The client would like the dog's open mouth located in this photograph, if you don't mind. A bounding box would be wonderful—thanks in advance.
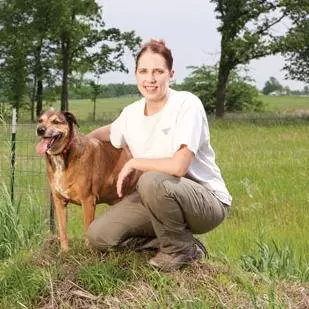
[36,133,62,155]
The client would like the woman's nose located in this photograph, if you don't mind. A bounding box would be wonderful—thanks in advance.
[145,73,155,82]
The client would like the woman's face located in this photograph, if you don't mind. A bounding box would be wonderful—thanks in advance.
[135,51,174,103]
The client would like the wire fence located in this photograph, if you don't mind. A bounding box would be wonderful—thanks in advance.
[0,105,120,237]
[0,112,51,226]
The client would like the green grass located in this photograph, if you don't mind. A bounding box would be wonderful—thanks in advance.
[0,254,49,308]
[0,94,308,307]
[208,119,309,263]
[261,95,309,113]
[0,184,46,259]
[67,96,140,120]
[1,245,306,308]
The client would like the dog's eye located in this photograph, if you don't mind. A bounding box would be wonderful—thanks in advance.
[38,119,43,123]
[52,120,62,124]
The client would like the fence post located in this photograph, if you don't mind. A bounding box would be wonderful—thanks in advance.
[10,108,17,204]
[50,192,56,234]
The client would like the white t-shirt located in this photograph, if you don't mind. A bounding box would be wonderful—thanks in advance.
[110,89,232,206]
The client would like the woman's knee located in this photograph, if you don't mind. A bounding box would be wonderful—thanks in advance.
[189,201,228,234]
[137,171,173,203]
[87,219,126,250]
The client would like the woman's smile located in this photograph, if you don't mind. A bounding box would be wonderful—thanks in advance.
[135,51,173,106]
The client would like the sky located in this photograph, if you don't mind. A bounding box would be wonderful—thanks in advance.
[97,0,306,90]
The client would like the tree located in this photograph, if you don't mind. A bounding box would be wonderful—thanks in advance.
[89,80,102,121]
[282,18,309,84]
[283,85,291,96]
[0,0,141,118]
[28,0,57,119]
[0,0,60,119]
[211,0,299,117]
[51,0,141,111]
[0,0,30,117]
[181,66,217,113]
[262,77,283,95]
[180,65,263,113]
[226,72,263,111]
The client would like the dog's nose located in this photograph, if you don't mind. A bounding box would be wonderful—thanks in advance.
[37,126,46,136]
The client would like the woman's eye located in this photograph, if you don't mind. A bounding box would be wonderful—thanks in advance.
[154,69,164,75]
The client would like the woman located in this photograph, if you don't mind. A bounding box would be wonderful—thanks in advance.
[88,39,232,271]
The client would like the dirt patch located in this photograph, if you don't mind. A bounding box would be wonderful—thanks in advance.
[286,109,309,117]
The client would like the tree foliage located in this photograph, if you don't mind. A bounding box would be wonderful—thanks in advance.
[282,18,309,83]
[68,82,139,100]
[180,65,263,113]
[0,0,141,117]
[262,77,283,95]
[50,0,141,111]
[210,0,307,117]
[226,72,263,112]
[180,66,217,113]
[0,1,31,115]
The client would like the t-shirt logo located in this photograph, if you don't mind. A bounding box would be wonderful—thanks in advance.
[162,127,171,135]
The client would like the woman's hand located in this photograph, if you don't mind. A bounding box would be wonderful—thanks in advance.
[117,159,135,198]
[116,146,193,198]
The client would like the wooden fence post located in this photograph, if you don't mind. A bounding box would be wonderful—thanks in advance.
[50,192,56,234]
[10,108,17,204]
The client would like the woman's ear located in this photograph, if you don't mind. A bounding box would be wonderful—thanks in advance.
[169,70,175,82]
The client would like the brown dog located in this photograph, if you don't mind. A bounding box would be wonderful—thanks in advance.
[36,110,139,251]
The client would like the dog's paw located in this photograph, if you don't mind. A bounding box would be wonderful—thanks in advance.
[60,241,69,253]
[84,238,90,247]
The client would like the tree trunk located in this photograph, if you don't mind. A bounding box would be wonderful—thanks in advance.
[61,33,70,111]
[36,79,43,117]
[215,70,229,117]
[34,42,43,118]
[215,30,237,118]
[215,54,233,118]
[30,76,36,122]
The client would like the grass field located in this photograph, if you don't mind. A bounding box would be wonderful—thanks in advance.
[261,95,309,113]
[0,94,308,308]
[39,95,140,125]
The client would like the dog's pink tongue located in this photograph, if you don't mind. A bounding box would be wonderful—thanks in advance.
[36,139,50,155]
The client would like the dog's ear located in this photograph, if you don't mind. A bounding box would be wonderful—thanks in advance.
[38,110,47,117]
[63,112,79,128]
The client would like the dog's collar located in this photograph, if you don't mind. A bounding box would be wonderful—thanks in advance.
[62,133,76,154]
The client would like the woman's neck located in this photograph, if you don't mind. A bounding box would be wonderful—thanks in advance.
[144,92,170,116]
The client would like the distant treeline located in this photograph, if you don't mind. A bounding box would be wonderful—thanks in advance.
[44,82,184,101]
[68,83,140,100]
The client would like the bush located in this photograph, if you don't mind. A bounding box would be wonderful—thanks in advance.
[226,79,264,112]
[178,65,263,113]
[179,65,217,113]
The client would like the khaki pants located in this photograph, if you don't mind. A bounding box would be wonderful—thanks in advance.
[88,171,228,254]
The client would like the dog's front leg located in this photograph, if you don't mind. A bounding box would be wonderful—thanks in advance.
[53,194,69,252]
[82,197,96,246]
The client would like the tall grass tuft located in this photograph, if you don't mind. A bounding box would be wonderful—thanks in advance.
[0,256,49,307]
[0,183,45,259]
[240,240,309,282]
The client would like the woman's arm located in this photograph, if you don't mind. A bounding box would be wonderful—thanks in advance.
[117,145,194,197]
[130,145,193,177]
[88,125,111,141]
